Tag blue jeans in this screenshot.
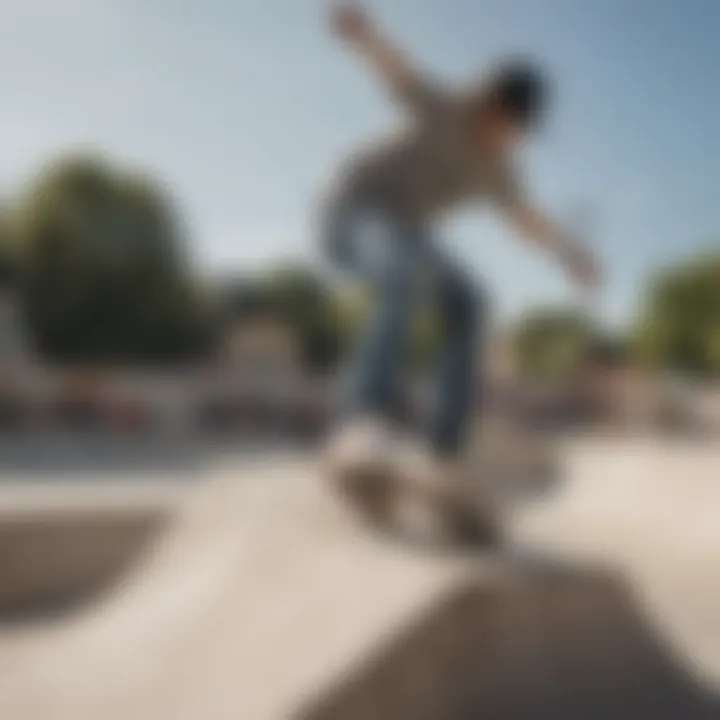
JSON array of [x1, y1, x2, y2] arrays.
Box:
[[323, 200, 484, 457]]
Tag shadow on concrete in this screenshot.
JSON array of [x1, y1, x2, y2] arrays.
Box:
[[299, 565, 720, 720], [0, 512, 164, 623]]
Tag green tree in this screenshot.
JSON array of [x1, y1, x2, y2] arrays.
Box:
[[513, 307, 597, 381], [10, 155, 210, 364], [634, 252, 720, 377], [258, 263, 343, 372]]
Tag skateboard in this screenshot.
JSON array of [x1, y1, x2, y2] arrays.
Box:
[[327, 456, 500, 549]]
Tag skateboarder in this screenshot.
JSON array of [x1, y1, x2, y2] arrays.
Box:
[[321, 4, 600, 523]]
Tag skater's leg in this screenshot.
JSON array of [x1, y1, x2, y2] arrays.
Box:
[[395, 261, 496, 544], [346, 246, 416, 417], [322, 202, 419, 419], [428, 261, 485, 456]]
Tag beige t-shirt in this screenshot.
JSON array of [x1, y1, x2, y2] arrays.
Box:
[[329, 74, 523, 225]]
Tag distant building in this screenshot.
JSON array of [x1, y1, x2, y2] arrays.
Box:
[[214, 278, 302, 387], [220, 314, 301, 385]]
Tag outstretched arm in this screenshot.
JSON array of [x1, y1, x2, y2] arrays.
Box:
[[330, 3, 445, 117], [506, 204, 602, 290]]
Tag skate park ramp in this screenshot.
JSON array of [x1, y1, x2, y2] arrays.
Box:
[[0, 439, 718, 719]]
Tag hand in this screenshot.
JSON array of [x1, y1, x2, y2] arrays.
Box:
[[330, 3, 374, 44]]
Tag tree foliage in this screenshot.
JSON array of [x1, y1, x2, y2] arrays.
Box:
[[513, 307, 597, 380], [634, 252, 720, 377], [10, 156, 210, 364], [252, 263, 344, 372]]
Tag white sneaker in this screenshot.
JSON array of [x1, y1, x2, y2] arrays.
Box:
[[324, 416, 393, 477]]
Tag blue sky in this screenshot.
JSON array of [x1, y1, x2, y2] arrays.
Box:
[[0, 0, 718, 324]]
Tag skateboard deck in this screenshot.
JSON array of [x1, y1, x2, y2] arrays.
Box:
[[327, 457, 500, 550]]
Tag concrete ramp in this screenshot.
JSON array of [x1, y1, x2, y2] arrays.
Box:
[[0, 442, 719, 719]]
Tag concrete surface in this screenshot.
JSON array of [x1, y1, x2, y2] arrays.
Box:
[[0, 439, 717, 719]]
